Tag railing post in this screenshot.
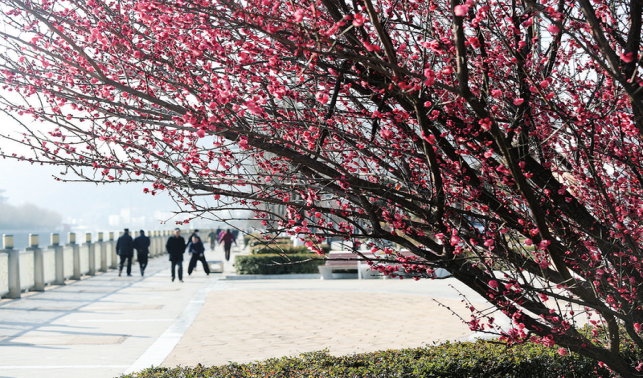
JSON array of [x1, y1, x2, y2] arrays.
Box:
[[115, 231, 123, 268], [86, 233, 95, 276], [109, 232, 118, 269], [3, 235, 20, 299], [98, 232, 107, 272], [29, 234, 45, 292], [51, 233, 65, 285], [69, 232, 81, 280], [153, 231, 158, 256], [147, 230, 154, 257]]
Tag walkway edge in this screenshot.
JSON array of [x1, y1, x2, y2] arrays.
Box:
[[123, 276, 221, 375], [224, 273, 321, 280]]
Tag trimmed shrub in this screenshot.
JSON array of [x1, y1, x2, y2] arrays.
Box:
[[252, 245, 331, 255], [252, 245, 308, 254], [122, 339, 622, 378], [235, 254, 325, 275], [251, 242, 295, 254]]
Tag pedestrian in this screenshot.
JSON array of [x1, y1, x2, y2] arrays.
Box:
[[166, 228, 186, 282], [186, 229, 201, 271], [207, 229, 218, 251], [133, 230, 150, 276], [116, 228, 134, 277], [189, 229, 201, 243], [187, 235, 210, 276], [219, 229, 237, 261]]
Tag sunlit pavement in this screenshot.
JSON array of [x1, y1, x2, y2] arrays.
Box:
[[0, 243, 499, 378]]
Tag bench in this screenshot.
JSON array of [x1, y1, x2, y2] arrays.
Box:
[[318, 251, 378, 280], [207, 260, 224, 273]]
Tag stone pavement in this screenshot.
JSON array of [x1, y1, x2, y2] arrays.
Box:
[[0, 243, 501, 378]]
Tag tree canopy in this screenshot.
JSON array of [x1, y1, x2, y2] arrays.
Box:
[[1, 0, 643, 375]]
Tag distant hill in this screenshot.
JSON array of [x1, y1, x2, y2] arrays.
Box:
[[0, 202, 62, 230]]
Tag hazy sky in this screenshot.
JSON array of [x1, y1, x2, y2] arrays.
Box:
[[0, 106, 195, 230], [0, 95, 249, 233], [0, 156, 182, 228]]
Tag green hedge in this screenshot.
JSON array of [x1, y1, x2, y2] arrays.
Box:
[[252, 245, 331, 255], [251, 242, 294, 254], [122, 340, 618, 378], [235, 254, 325, 275]]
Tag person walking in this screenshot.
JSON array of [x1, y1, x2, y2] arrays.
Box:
[[207, 229, 218, 251], [133, 230, 150, 276], [166, 228, 186, 282], [219, 229, 237, 261], [189, 229, 201, 243], [116, 228, 134, 276], [187, 235, 210, 276], [186, 229, 201, 272]]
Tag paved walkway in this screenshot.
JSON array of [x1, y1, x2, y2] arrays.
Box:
[[0, 244, 500, 378]]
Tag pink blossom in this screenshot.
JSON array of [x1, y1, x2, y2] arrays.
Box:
[[525, 238, 533, 246], [380, 129, 394, 139], [491, 89, 503, 98], [316, 92, 329, 104], [352, 13, 365, 27], [196, 129, 206, 138], [245, 101, 263, 115], [547, 24, 560, 34], [513, 98, 524, 105], [238, 136, 250, 150], [484, 239, 494, 247], [488, 280, 499, 289], [635, 323, 642, 333], [293, 9, 304, 22], [558, 348, 568, 356], [620, 51, 635, 63], [454, 4, 469, 16]]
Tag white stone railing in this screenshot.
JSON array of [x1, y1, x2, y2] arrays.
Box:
[[0, 230, 182, 298]]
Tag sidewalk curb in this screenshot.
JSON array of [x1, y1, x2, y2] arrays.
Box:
[[223, 273, 321, 280]]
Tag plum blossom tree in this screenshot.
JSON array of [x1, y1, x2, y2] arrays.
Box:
[[1, 0, 643, 374]]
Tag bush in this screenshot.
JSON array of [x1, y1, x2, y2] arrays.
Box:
[[235, 254, 325, 275], [252, 245, 308, 254], [252, 245, 331, 255], [121, 339, 623, 378], [251, 242, 294, 254], [249, 237, 292, 246]]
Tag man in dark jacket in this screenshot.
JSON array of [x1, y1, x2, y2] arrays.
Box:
[[187, 235, 210, 276], [133, 230, 151, 276], [166, 228, 186, 282], [116, 228, 134, 276]]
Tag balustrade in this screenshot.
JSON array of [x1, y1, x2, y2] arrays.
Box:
[[0, 230, 169, 298]]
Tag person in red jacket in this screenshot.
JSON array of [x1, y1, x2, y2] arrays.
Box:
[[219, 229, 237, 261]]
